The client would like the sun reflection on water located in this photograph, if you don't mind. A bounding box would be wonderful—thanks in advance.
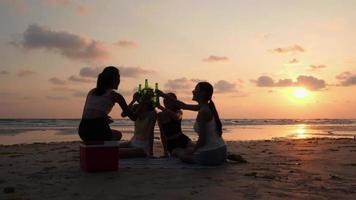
[295,124,309,139]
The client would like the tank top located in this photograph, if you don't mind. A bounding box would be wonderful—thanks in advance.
[194,115,225,152]
[82,89,114,119]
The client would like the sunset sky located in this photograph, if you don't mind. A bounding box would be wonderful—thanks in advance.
[0,0,355,119]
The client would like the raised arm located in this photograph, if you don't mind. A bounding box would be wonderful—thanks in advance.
[156,103,182,121]
[111,91,137,121]
[157,89,200,111]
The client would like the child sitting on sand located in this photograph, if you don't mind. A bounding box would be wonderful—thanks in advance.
[119,91,157,158]
[157,93,193,157]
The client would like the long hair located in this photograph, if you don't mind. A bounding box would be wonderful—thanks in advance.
[165,93,180,112]
[197,82,223,136]
[93,66,119,96]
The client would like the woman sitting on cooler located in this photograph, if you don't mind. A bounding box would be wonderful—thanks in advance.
[78,66,138,141]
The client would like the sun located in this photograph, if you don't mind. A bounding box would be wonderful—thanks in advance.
[293,87,309,99]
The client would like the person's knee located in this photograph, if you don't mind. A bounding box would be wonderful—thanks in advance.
[112,130,122,140]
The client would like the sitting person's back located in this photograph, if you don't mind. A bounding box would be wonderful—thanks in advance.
[82,89,114,119]
[131,102,156,155]
[78,66,137,141]
[119,93,157,157]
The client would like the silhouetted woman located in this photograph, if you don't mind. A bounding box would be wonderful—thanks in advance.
[78,66,137,141]
[158,82,226,165]
[157,93,192,157]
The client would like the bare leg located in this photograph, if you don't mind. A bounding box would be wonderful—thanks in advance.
[111,129,122,141]
[146,111,157,156]
[157,113,169,156]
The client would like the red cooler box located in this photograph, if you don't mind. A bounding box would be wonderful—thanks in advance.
[80,141,119,172]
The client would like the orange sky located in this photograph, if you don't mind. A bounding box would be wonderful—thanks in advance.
[0,0,355,119]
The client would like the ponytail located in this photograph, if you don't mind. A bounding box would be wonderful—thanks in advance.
[93,66,119,96]
[94,73,105,96]
[209,100,222,137]
[196,81,223,137]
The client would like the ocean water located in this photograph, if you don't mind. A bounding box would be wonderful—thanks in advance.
[0,119,355,145]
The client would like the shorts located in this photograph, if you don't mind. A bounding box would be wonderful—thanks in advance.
[166,134,191,153]
[78,118,113,141]
[194,146,227,166]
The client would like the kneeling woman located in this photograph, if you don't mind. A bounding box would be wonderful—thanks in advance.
[79,66,137,141]
[158,82,226,165]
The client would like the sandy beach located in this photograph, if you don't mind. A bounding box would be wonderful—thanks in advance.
[1,138,356,200]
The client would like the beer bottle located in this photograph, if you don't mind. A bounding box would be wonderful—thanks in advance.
[144,79,148,94]
[154,82,159,106]
[138,84,142,94]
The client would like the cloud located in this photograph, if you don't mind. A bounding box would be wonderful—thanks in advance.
[288,58,299,64]
[16,24,110,62]
[115,40,138,48]
[79,67,101,78]
[51,87,78,92]
[275,78,294,87]
[214,80,237,93]
[255,76,274,87]
[47,96,67,100]
[164,78,238,94]
[203,55,229,63]
[68,75,94,83]
[190,78,206,83]
[72,91,87,97]
[76,5,92,16]
[0,70,9,75]
[336,71,352,80]
[309,64,326,71]
[296,75,326,90]
[119,66,155,78]
[336,71,356,86]
[254,75,326,91]
[341,75,356,86]
[51,87,88,98]
[17,70,36,77]
[49,77,66,85]
[164,77,196,92]
[272,45,305,53]
[79,66,155,78]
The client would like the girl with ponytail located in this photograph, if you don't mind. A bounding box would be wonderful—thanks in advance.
[79,66,138,141]
[157,82,226,165]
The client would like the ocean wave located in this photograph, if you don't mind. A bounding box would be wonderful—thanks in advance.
[0,119,355,133]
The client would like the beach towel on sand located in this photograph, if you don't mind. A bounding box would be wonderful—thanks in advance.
[119,157,223,169]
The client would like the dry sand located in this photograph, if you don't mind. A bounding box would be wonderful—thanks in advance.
[1,138,356,200]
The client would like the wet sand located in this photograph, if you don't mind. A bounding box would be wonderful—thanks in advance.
[1,138,356,199]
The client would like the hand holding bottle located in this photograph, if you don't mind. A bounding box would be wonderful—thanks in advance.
[155,89,165,97]
[132,92,141,102]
